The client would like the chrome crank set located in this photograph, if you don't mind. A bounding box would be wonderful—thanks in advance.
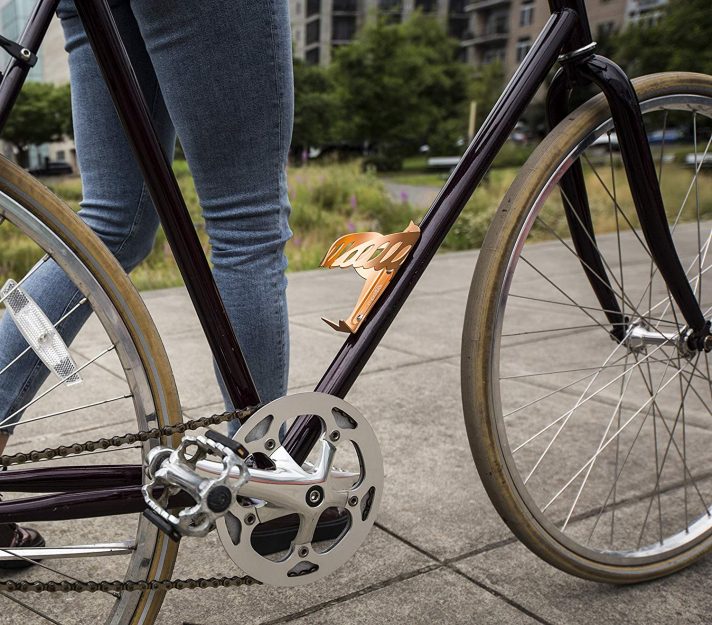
[215,392,383,587]
[142,392,383,587]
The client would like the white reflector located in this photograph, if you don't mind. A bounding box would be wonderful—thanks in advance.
[1,279,82,386]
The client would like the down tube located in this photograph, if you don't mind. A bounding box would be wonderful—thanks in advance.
[283,8,579,462]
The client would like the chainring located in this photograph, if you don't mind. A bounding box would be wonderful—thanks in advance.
[216,392,383,587]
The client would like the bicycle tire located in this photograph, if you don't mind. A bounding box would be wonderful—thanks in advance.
[463,72,712,583]
[0,156,181,623]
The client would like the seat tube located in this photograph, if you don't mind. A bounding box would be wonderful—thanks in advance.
[578,54,707,339]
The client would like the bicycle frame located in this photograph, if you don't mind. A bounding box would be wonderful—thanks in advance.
[0,0,706,523]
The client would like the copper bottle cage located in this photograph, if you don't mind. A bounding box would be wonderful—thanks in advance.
[320,221,421,333]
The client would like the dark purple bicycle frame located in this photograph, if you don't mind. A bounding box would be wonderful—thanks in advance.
[0,0,705,524]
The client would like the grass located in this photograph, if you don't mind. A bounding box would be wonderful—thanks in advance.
[38,160,421,290]
[6,155,707,293]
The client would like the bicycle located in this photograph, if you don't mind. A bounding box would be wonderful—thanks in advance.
[0,0,710,622]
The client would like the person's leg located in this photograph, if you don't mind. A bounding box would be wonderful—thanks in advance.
[130,0,293,432]
[0,0,176,442]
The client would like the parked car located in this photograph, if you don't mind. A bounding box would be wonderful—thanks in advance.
[647,127,686,144]
[28,161,73,177]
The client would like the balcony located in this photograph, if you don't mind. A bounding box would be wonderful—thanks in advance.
[464,0,510,12]
[461,25,508,46]
[332,0,358,14]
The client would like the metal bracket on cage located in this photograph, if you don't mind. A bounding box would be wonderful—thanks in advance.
[320,221,420,333]
[0,34,36,68]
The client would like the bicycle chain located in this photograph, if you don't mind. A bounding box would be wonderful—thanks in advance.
[0,406,262,593]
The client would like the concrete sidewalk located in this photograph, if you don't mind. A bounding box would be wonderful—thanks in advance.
[136,247,711,625]
[2,244,710,625]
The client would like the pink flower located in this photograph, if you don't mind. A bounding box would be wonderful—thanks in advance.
[350,194,358,210]
[400,190,409,203]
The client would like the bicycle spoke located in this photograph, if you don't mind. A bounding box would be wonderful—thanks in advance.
[0,345,116,429]
[11,394,132,429]
[514,339,672,457]
[542,356,691,512]
[0,592,65,625]
[561,354,635,531]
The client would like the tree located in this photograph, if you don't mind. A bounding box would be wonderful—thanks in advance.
[468,61,505,130]
[3,82,72,167]
[332,12,470,170]
[613,0,712,77]
[291,59,338,158]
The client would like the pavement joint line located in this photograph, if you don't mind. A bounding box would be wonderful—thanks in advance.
[255,563,442,625]
[373,521,558,625]
[509,366,712,433]
[180,352,460,416]
[446,535,521,563]
[287,284,472,318]
[287,314,461,356]
[449,566,560,625]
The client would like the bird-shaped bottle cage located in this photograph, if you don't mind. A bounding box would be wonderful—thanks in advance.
[320,221,421,333]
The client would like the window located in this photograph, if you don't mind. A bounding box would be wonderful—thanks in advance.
[415,0,436,12]
[296,2,302,13]
[483,47,505,64]
[449,0,467,14]
[516,37,531,62]
[520,1,534,27]
[306,48,320,65]
[333,0,358,12]
[295,28,302,42]
[306,19,320,45]
[307,0,320,17]
[332,15,356,41]
[448,16,469,39]
[379,0,401,11]
[596,21,615,38]
[486,12,508,35]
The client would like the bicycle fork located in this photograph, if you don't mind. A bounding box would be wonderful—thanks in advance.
[546,50,711,350]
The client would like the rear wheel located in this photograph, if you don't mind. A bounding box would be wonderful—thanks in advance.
[0,157,181,623]
[463,72,712,582]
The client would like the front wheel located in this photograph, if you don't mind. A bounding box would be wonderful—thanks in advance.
[463,72,712,583]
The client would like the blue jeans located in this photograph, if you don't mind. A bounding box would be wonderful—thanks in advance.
[0,0,292,436]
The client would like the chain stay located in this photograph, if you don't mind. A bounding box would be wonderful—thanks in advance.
[0,406,260,593]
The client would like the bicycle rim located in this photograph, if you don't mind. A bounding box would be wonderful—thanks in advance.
[0,157,181,623]
[464,73,712,582]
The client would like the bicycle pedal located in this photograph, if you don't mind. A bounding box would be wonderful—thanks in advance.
[143,508,181,543]
[142,435,248,539]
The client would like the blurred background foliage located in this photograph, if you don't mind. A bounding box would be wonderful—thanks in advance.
[20,0,711,289]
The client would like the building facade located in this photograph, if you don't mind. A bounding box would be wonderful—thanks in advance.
[624,0,668,26]
[294,0,668,78]
[0,0,73,169]
[461,0,630,78]
[291,0,471,66]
